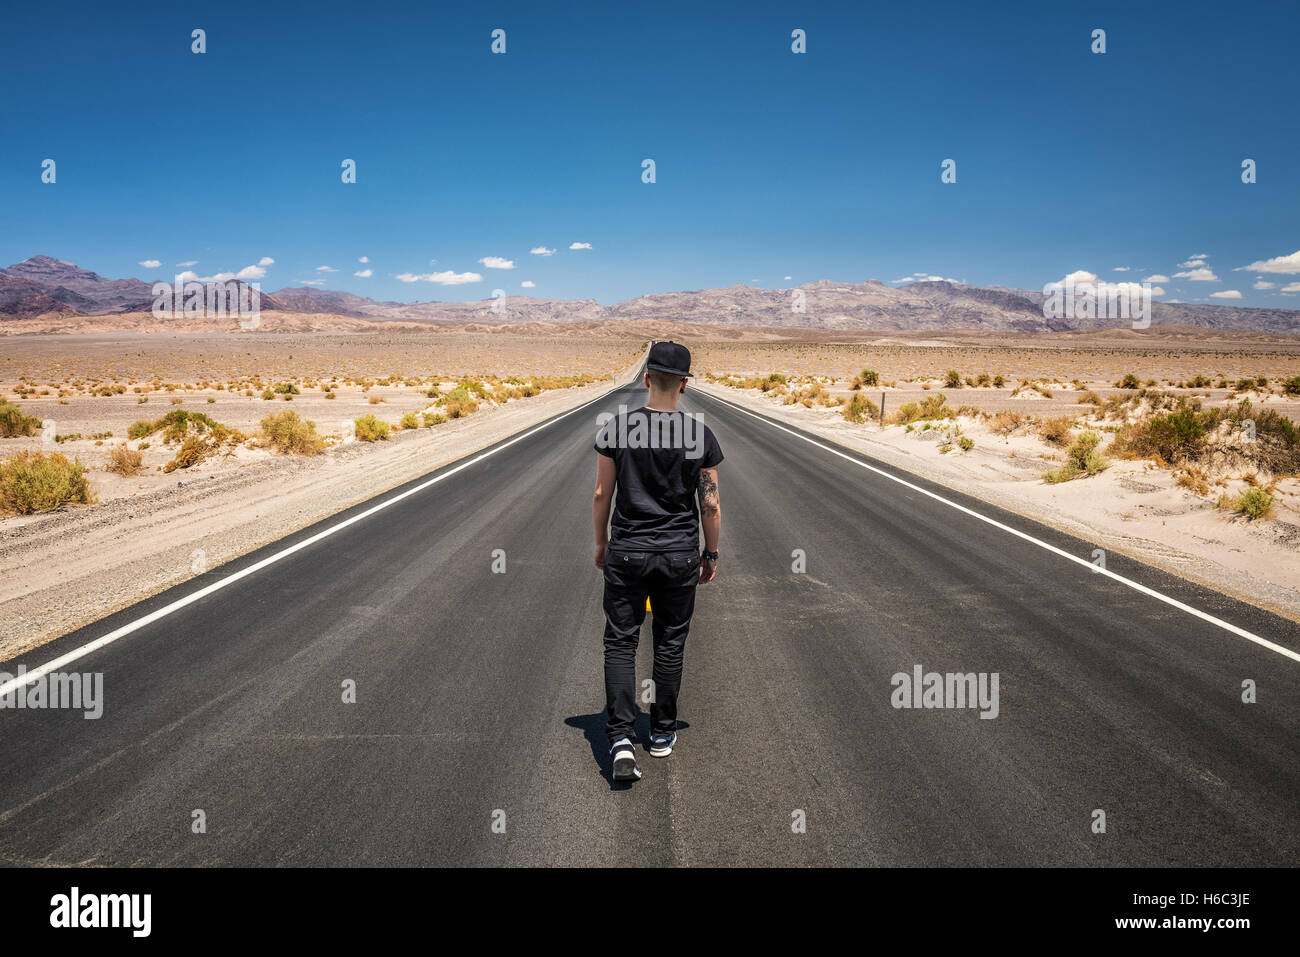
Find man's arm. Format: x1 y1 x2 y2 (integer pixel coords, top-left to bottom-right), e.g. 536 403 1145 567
697 466 720 583
592 453 617 569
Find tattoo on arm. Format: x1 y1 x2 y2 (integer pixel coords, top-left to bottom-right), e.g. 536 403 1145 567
698 470 720 516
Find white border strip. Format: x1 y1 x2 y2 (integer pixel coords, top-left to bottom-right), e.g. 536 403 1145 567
0 385 627 695
698 387 1300 664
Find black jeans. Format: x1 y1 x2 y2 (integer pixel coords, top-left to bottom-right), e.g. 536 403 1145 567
602 548 701 746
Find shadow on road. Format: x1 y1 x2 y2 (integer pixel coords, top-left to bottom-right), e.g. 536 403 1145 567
565 711 690 791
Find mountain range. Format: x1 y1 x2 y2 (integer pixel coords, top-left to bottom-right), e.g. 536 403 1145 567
3 256 1298 335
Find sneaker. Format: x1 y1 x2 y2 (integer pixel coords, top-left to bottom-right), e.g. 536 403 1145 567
610 737 642 781
648 731 677 758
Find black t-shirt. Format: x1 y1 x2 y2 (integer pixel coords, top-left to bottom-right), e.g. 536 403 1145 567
594 406 724 552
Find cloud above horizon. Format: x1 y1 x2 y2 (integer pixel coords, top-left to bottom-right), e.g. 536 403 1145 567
1235 249 1300 274
396 270 483 285
479 256 515 269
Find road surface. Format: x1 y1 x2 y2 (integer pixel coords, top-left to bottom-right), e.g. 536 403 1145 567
1 380 1297 866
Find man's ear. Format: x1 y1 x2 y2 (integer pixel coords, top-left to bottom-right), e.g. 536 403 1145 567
680 378 687 394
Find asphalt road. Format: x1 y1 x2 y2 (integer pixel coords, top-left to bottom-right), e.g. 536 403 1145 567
1 380 1297 866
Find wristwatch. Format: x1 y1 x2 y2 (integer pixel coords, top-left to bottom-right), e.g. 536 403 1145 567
702 549 719 562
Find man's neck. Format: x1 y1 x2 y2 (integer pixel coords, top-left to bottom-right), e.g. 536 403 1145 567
644 393 680 413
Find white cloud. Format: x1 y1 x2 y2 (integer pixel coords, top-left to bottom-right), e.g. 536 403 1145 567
1113 266 1130 272
355 269 373 278
358 256 369 263
1173 267 1219 281
236 265 266 280
298 279 325 286
784 276 792 281
138 259 161 269
396 270 482 285
479 256 516 270
315 265 338 273
569 242 592 250
178 270 236 283
1143 274 1171 283
1254 281 1276 290
257 257 275 267
521 280 535 288
1210 289 1242 299
1178 258 1208 268
530 246 555 256
1281 282 1300 293
176 260 197 267
1235 250 1300 274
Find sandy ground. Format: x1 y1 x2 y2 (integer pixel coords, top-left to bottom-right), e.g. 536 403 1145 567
0 348 644 660
695 379 1300 624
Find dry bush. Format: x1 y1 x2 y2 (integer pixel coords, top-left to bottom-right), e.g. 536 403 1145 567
261 410 325 455
842 393 879 423
354 414 390 441
0 401 41 437
1039 416 1075 446
986 411 1025 436
107 444 144 475
1043 431 1109 483
0 451 96 513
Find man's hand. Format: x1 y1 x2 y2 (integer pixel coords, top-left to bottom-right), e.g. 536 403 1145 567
594 542 607 570
699 556 717 584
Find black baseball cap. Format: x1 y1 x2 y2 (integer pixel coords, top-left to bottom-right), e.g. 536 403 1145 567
646 340 693 378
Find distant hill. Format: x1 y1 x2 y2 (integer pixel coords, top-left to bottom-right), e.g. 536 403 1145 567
3 256 1298 335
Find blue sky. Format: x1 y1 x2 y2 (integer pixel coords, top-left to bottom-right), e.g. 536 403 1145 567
2 0 1297 306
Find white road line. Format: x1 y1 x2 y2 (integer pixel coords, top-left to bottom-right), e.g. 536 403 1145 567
699 388 1300 664
0 386 625 695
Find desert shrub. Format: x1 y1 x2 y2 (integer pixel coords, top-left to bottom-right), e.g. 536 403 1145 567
1112 408 1217 464
400 412 421 429
992 374 1005 388
858 369 879 387
273 382 300 395
1235 377 1257 392
422 412 447 427
0 451 95 513
261 410 325 455
354 414 390 441
107 444 143 475
1116 373 1141 389
1236 487 1273 519
959 436 974 451
944 370 962 388
1078 389 1102 406
442 397 478 419
842 393 879 423
986 411 1025 436
1043 431 1109 483
162 436 218 472
0 402 41 437
1282 376 1300 396
1039 416 1075 446
1188 375 1212 389
893 393 954 425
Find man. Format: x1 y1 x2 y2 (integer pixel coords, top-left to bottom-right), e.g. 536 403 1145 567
593 340 723 783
